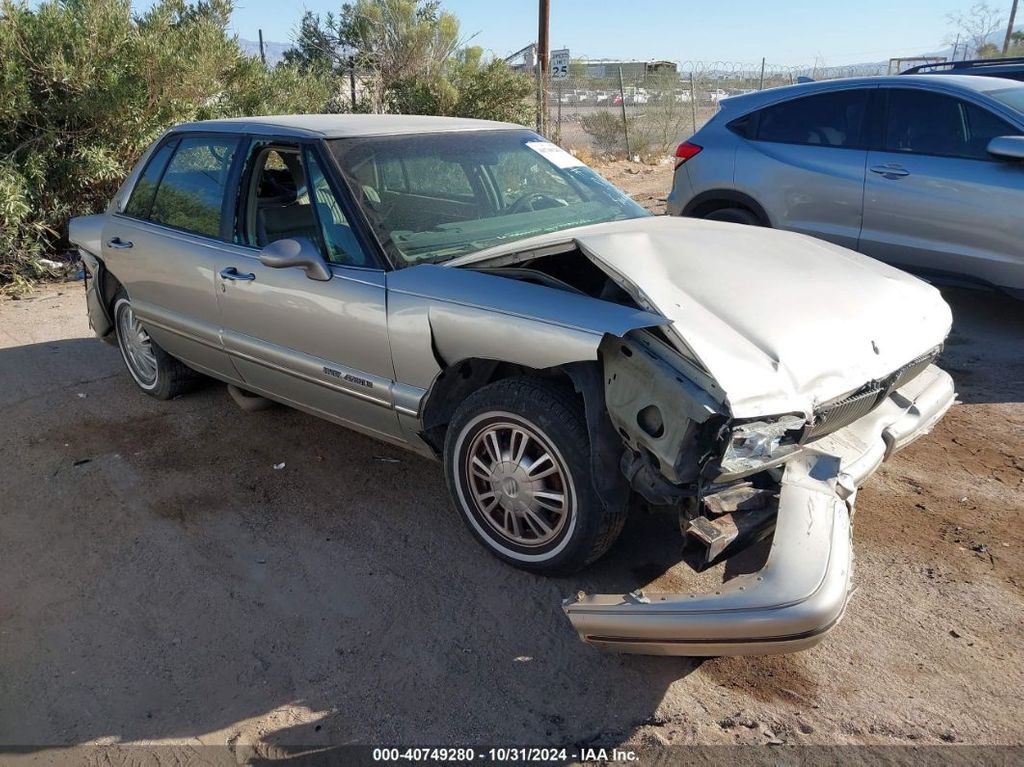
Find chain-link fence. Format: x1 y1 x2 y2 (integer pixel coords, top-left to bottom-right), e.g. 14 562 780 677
541 59 889 157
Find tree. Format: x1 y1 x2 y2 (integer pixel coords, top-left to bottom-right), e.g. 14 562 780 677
282 10 343 74
283 0 460 112
390 45 533 124
282 1 532 121
1009 29 1024 55
947 2 1005 57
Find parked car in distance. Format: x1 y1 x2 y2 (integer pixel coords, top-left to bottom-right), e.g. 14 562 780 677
668 75 1024 297
901 56 1024 82
70 114 954 657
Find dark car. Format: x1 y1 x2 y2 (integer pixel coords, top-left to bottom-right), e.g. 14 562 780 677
902 56 1024 82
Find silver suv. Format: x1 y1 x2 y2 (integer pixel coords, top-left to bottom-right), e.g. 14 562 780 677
667 75 1024 297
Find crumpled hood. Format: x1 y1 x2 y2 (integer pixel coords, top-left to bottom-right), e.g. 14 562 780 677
455 216 952 419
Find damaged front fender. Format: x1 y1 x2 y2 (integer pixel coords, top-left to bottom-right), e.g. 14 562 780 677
601 332 725 488
386 263 668 408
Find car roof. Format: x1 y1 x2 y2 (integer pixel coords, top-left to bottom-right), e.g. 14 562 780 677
170 114 527 139
720 74 1024 111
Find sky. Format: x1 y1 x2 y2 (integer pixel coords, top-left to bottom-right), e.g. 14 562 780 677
140 0 1005 67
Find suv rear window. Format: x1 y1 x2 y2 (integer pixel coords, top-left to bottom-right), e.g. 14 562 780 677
752 90 870 148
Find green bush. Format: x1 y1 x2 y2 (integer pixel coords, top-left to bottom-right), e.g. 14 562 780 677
580 111 636 157
0 0 335 295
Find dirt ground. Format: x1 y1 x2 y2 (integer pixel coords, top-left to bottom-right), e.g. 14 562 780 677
1 162 1022 753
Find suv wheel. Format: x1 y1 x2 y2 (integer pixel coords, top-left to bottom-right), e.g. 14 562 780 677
444 377 626 575
704 207 762 226
112 289 199 400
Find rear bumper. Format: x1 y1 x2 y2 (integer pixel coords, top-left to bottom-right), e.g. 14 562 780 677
563 364 955 656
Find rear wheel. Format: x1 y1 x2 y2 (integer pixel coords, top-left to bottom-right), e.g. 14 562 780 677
703 207 762 226
444 377 626 575
112 289 199 400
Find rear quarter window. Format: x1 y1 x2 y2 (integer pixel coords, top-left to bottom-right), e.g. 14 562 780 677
124 141 176 219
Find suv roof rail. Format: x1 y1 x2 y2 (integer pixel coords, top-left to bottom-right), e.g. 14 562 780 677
901 57 1024 74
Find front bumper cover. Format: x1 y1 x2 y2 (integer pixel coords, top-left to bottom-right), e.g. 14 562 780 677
563 364 955 656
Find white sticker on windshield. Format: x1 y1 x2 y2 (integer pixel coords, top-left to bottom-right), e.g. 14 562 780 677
526 141 585 169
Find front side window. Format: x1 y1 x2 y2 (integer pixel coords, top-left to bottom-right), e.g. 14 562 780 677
304 150 370 267
239 143 369 267
328 130 648 266
884 89 1019 160
754 89 870 148
149 136 239 238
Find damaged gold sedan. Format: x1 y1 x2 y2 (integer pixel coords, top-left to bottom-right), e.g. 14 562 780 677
69 115 955 656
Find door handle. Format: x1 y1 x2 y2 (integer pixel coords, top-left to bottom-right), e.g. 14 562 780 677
869 165 910 178
219 267 255 282
107 237 134 249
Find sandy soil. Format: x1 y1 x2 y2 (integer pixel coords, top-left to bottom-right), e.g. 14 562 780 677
1 165 1022 752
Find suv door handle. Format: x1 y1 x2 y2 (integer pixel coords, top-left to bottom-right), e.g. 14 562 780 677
869 165 910 178
107 237 133 249
219 267 255 282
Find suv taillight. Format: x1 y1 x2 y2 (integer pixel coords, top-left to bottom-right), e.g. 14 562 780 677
674 141 702 169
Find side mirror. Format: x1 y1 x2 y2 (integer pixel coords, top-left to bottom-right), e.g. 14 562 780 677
259 237 332 281
986 135 1024 161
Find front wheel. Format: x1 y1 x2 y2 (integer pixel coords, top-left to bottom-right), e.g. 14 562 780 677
112 289 199 400
444 378 626 575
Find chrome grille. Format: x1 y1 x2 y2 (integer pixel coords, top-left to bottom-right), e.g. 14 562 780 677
803 347 940 442
803 382 883 441
891 349 937 391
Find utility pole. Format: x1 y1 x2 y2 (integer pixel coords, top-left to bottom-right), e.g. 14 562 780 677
258 29 267 67
1003 0 1019 55
537 0 550 134
617 67 631 158
349 55 358 111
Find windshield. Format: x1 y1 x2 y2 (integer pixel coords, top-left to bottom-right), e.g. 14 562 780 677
988 86 1024 115
327 129 648 266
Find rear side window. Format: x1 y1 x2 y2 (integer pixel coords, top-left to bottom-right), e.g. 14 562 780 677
884 89 1019 160
149 136 240 238
754 90 870 148
124 141 176 219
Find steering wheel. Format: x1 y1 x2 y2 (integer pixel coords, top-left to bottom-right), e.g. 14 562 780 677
507 192 569 214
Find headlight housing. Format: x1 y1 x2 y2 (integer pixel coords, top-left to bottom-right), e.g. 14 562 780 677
719 414 806 477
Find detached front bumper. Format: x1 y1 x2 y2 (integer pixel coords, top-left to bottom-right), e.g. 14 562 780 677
563 364 955 656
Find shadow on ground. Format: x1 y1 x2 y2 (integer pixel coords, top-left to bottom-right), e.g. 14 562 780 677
938 287 1024 405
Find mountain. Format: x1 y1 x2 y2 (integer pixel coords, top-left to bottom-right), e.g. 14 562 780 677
238 37 291 67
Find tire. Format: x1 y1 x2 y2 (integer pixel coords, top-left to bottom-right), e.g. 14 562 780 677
703 207 762 226
444 377 626 575
112 288 199 400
